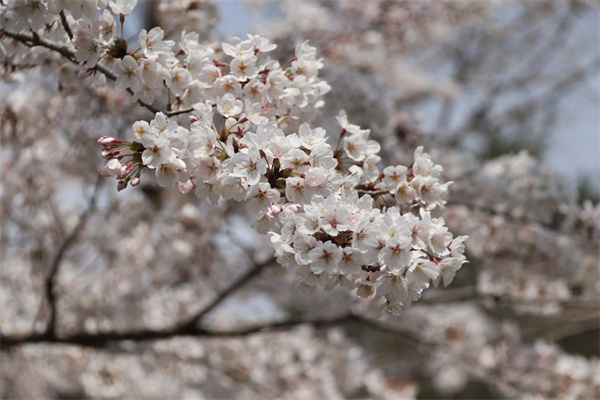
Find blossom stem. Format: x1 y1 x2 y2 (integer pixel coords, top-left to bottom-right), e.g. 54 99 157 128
59 10 73 40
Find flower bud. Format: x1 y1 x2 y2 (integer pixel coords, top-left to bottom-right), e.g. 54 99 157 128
78 68 93 80
117 180 127 191
270 203 282 216
102 159 122 176
97 136 122 146
101 149 120 159
178 180 194 194
117 162 133 180
131 176 140 186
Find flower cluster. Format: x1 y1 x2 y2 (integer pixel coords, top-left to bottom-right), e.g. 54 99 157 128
1 0 466 315
101 103 466 315
111 29 329 123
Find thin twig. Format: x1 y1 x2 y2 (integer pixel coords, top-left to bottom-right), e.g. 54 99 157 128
0 29 163 116
179 256 276 331
59 10 73 40
166 107 194 117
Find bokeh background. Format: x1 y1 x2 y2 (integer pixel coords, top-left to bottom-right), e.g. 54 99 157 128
1 1 599 398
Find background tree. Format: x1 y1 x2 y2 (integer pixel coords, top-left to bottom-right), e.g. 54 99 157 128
1 0 598 398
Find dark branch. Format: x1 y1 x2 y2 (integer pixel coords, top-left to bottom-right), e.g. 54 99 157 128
178 256 276 332
0 313 426 350
44 177 103 337
1 29 75 60
59 10 73 41
1 255 276 350
0 29 192 117
166 107 194 117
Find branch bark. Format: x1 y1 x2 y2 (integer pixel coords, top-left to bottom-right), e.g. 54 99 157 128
0 29 192 117
0 313 423 350
44 177 103 337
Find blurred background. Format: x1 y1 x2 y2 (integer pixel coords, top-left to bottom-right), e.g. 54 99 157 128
1 0 599 398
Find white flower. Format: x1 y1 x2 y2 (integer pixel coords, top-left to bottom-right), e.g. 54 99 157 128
216 93 243 117
102 159 122 177
436 258 464 287
336 110 363 135
156 158 185 187
98 10 117 42
114 55 142 92
247 183 280 214
139 27 174 59
338 247 364 275
194 181 220 205
141 136 172 169
343 132 368 161
109 0 137 15
285 177 308 204
395 181 417 204
169 67 191 96
376 272 408 303
247 34 277 53
230 54 258 80
222 37 254 57
244 100 268 125
406 261 439 292
74 27 100 66
231 148 267 186
378 235 412 273
320 205 351 236
308 241 342 275
132 120 150 139
195 157 221 182
382 165 408 192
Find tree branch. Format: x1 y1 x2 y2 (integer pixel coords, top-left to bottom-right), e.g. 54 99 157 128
59 10 73 41
44 177 103 337
178 255 276 332
0 312 425 350
2 255 276 350
0 29 189 117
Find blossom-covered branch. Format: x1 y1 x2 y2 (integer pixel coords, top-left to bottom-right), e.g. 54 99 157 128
0 0 467 317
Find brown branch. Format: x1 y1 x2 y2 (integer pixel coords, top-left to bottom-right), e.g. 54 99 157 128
0 29 181 116
59 10 73 41
167 107 194 117
44 177 103 337
0 314 349 349
1 29 75 60
178 256 276 332
356 189 390 197
1 255 276 349
0 312 427 350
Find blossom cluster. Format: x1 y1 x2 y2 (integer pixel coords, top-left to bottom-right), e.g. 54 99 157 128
101 104 466 314
1 0 466 315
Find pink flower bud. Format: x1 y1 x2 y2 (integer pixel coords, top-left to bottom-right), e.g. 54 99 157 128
189 115 199 123
97 136 122 146
131 177 140 186
270 203 282 216
117 162 133 179
102 149 120 159
178 180 194 194
78 68 93 80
